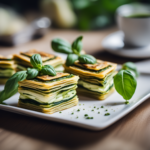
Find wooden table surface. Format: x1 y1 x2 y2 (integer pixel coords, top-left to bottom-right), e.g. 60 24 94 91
0 28 150 150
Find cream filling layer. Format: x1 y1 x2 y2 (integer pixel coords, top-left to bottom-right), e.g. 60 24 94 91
78 79 113 93
19 90 76 103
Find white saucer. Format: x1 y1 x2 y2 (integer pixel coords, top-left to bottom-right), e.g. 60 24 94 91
102 31 150 59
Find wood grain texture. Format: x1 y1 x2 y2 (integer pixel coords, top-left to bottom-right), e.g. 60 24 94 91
0 28 150 150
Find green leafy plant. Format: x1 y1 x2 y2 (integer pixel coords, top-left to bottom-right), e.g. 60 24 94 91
70 0 135 30
122 62 139 77
27 68 39 79
79 54 96 64
30 54 43 70
51 36 97 65
114 70 137 101
72 36 83 55
0 71 27 103
0 54 56 103
66 54 79 66
41 65 56 76
51 38 72 54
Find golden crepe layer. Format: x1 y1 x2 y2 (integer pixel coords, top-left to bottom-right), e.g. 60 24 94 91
18 73 79 114
18 96 78 114
77 87 115 100
13 49 64 72
0 55 16 84
64 59 117 100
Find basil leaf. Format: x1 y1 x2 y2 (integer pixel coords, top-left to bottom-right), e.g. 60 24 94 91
30 54 43 70
79 54 97 64
41 65 56 76
27 68 39 79
122 62 139 77
0 71 27 103
72 36 83 55
51 38 72 54
66 54 79 66
114 70 137 100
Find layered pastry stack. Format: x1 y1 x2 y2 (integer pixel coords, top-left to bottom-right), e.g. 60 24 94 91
0 55 16 84
13 50 64 72
64 60 117 100
18 73 79 114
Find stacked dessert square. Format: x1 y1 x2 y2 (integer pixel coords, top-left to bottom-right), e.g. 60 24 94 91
18 73 79 114
0 55 15 84
13 49 64 72
64 59 117 100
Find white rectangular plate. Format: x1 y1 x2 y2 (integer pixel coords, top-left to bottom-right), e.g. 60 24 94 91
0 73 150 131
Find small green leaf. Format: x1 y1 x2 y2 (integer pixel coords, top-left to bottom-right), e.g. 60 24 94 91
30 54 43 70
0 71 27 103
72 36 83 55
79 54 97 64
51 38 72 54
41 65 56 76
27 68 39 79
122 62 139 77
66 54 79 66
114 70 137 100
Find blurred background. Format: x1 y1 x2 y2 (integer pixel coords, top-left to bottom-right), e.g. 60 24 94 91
0 0 149 32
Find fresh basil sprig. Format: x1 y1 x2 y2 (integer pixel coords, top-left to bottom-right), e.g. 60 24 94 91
79 54 97 64
41 65 56 76
51 38 72 54
122 62 139 77
0 71 27 103
51 36 97 66
27 68 39 79
72 36 83 55
114 70 137 101
30 54 43 70
66 54 79 66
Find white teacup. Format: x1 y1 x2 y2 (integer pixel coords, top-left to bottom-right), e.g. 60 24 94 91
116 3 150 47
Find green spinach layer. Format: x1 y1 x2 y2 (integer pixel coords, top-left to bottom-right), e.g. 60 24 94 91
78 84 114 94
20 94 76 107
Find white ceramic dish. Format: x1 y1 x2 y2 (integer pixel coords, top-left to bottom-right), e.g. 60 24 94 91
0 73 150 131
102 31 150 58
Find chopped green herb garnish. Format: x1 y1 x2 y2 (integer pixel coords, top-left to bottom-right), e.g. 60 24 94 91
79 104 81 106
76 116 78 118
83 109 85 110
71 112 74 115
97 108 99 110
91 109 94 111
105 109 108 111
77 109 80 112
59 112 62 113
98 112 100 114
86 116 93 119
105 113 110 116
84 114 88 117
101 106 104 108
125 101 129 104
94 106 96 108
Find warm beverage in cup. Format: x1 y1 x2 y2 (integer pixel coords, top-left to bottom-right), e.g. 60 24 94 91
116 3 150 47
